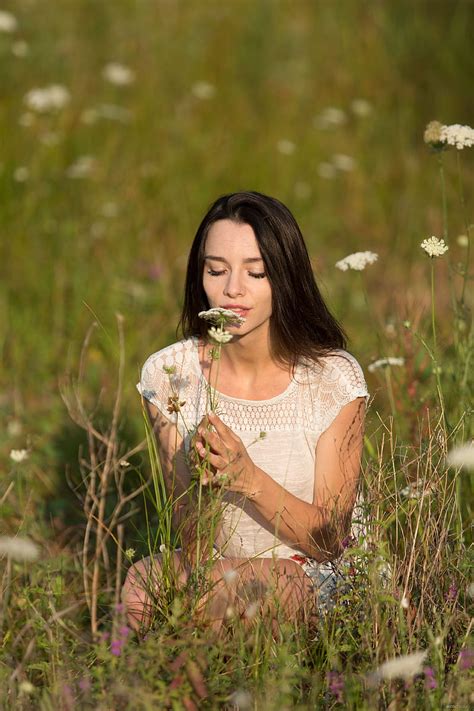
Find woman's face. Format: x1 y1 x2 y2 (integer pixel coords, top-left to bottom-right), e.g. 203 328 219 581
202 219 273 341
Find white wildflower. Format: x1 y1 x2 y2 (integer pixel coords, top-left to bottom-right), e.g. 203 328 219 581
446 442 474 470
421 236 449 258
119 459 130 467
424 121 443 147
0 536 39 562
400 596 410 609
317 162 337 180
13 167 29 183
335 251 378 271
191 81 216 100
66 156 95 179
103 62 135 86
276 139 296 155
368 357 404 373
224 605 236 619
12 40 28 57
24 85 70 113
223 569 238 585
369 650 427 683
159 543 167 554
457 234 468 248
228 689 253 710
243 601 259 619
400 484 422 500
9 448 29 463
198 307 246 326
0 10 18 32
440 123 474 150
18 681 35 695
208 326 233 344
351 98 372 117
314 106 347 129
332 153 356 172
125 548 136 561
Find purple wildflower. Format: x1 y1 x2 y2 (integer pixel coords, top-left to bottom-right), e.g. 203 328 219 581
457 647 474 671
110 638 124 657
446 582 458 602
423 666 437 690
115 602 125 614
327 671 344 701
99 631 110 643
78 677 91 692
119 625 131 638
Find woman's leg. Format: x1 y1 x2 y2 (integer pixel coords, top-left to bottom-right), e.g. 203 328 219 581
122 551 189 631
122 551 317 634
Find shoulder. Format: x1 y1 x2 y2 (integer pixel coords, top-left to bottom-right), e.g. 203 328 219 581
299 349 370 432
138 338 198 397
302 349 367 384
320 349 367 388
140 338 197 376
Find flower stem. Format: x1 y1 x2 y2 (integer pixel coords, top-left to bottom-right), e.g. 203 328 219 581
430 260 437 354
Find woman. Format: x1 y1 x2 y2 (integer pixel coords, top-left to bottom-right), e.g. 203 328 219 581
123 191 369 634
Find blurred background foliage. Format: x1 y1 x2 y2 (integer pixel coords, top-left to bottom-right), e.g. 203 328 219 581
0 0 472 534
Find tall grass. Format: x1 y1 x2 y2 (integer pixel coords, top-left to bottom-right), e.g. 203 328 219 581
0 0 472 708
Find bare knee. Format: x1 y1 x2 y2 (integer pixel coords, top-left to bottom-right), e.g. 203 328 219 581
121 552 189 632
122 557 158 631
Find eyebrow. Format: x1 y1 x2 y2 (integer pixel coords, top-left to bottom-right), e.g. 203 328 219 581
204 255 263 264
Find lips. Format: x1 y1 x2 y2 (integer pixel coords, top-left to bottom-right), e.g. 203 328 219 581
221 305 250 318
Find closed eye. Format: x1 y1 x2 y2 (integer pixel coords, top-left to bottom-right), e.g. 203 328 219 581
206 268 266 279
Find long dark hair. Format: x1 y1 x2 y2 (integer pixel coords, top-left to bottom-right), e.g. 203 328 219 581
179 191 347 368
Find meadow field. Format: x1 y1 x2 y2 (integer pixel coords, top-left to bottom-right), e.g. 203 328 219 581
0 0 473 708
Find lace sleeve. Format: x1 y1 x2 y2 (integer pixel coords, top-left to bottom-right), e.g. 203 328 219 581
317 351 370 435
136 351 177 423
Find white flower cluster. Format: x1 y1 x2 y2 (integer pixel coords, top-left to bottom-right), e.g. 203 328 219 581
208 326 233 344
198 307 246 326
103 62 135 86
24 85 70 113
0 10 18 32
10 448 29 463
335 251 378 271
369 650 427 683
441 124 474 150
420 236 449 258
0 536 39 562
446 442 474 470
191 81 216 100
368 357 404 373
66 155 96 179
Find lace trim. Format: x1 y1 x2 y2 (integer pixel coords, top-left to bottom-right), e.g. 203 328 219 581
137 339 369 434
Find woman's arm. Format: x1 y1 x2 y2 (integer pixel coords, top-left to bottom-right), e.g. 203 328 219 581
144 402 220 564
196 398 366 562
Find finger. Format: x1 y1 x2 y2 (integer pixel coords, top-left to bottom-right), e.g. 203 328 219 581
199 427 226 454
207 412 233 440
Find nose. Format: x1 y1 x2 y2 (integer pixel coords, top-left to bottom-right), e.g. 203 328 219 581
223 270 245 298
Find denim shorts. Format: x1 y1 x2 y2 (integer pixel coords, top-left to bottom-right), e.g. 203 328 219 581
288 553 352 615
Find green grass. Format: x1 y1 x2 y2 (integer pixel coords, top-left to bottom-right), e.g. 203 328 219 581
0 0 473 708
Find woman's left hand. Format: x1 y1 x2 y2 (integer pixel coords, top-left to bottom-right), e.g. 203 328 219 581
194 412 256 494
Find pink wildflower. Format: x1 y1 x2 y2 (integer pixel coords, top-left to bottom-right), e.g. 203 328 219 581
457 648 473 671
424 666 437 690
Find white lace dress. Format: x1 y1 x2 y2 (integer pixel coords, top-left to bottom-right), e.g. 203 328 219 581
137 338 369 570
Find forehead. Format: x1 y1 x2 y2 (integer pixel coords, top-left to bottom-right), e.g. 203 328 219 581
205 220 262 257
